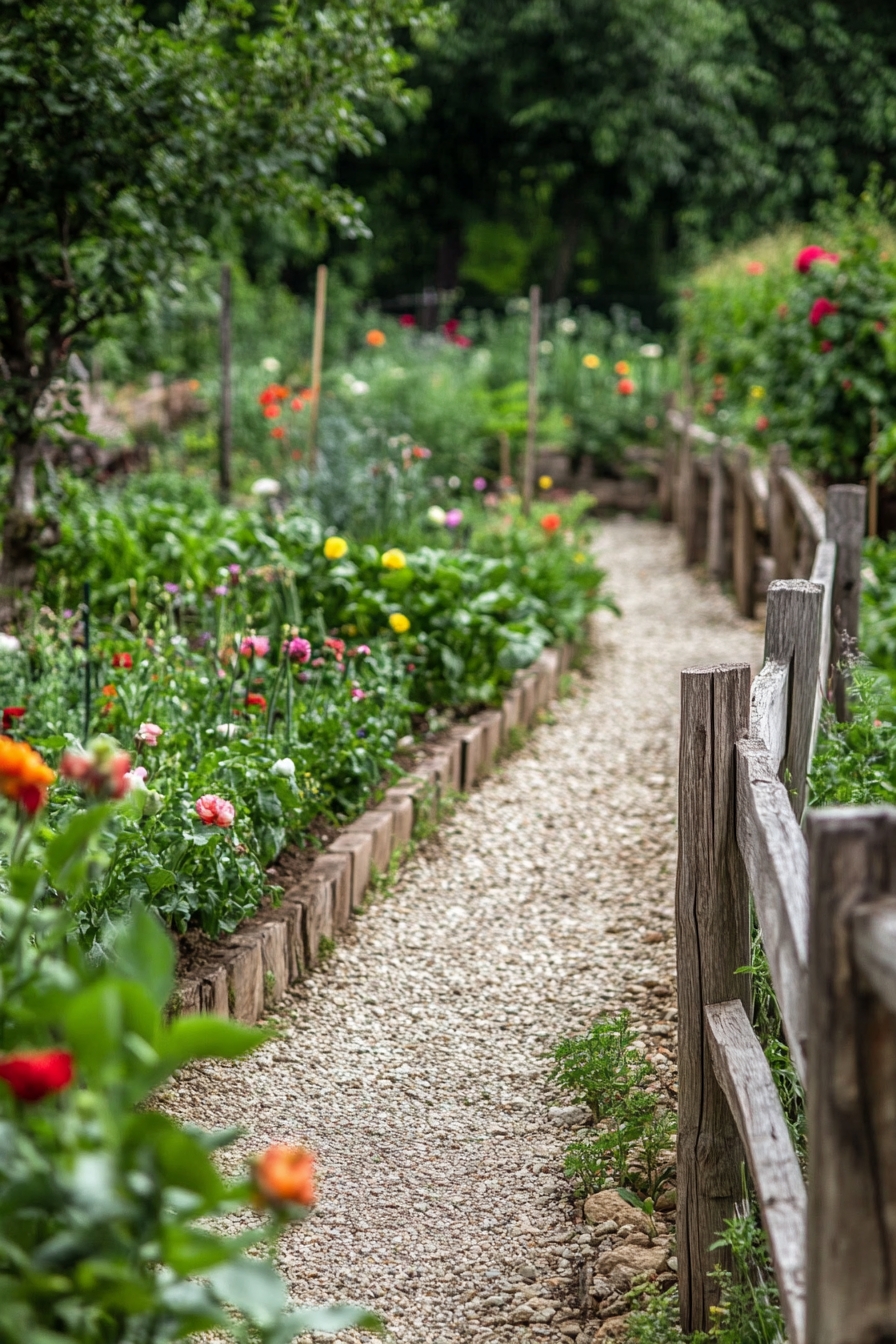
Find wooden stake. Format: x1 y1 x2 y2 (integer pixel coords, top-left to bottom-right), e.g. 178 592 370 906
869 407 879 538
218 264 232 502
826 484 868 722
676 662 752 1335
522 284 540 515
307 264 328 473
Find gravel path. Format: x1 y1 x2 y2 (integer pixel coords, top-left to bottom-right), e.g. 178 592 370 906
162 517 763 1344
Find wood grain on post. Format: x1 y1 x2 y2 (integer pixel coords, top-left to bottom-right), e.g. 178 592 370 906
218 264 232 502
769 443 796 581
732 448 756 618
705 999 807 1344
689 459 711 566
659 393 676 522
826 484 867 721
763 579 824 821
676 663 751 1334
522 284 541 516
707 445 725 579
809 538 836 763
307 263 328 472
678 424 694 552
806 806 896 1344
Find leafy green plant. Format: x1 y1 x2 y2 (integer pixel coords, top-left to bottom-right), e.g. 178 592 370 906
549 1010 651 1127
0 787 380 1343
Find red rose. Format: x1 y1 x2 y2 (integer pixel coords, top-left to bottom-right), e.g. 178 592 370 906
809 297 838 327
111 652 132 670
399 314 417 328
246 692 267 710
0 1048 73 1101
2 706 25 730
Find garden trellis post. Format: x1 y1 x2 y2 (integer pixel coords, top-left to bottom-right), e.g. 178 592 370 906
522 284 540 515
308 264 328 473
219 265 232 503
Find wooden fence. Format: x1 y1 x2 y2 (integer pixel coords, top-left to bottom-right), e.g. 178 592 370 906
667 414 896 1342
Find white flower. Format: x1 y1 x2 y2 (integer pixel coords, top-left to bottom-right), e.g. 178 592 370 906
215 723 239 738
448 475 460 489
272 757 296 777
350 380 370 396
639 343 663 359
251 477 281 497
539 340 554 355
557 318 577 335
428 505 446 525
261 356 281 373
0 633 21 653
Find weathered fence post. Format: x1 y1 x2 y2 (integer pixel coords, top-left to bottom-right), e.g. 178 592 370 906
707 445 728 581
659 393 676 522
826 484 867 721
732 448 756 618
522 283 541 516
763 580 824 821
218 264 232 502
676 663 752 1334
678 425 694 553
307 262 328 473
769 443 796 581
806 806 896 1344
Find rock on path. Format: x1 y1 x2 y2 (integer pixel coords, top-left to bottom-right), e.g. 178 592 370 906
162 517 763 1343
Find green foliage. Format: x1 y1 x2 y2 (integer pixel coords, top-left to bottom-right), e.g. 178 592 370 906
0 0 440 456
0 802 380 1343
626 1204 784 1344
743 935 806 1163
681 182 896 481
861 537 896 686
550 1011 675 1201
810 670 896 809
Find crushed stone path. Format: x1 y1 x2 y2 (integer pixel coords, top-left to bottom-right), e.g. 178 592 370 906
162 517 763 1344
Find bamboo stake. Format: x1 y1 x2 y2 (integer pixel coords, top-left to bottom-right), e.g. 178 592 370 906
218 264 232 502
307 264 328 472
522 284 541 515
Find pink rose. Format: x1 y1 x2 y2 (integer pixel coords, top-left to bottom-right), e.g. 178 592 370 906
283 636 312 664
240 635 270 658
195 794 235 828
136 722 163 746
351 687 367 701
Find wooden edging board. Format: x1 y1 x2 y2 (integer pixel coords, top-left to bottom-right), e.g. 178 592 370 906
172 641 572 1023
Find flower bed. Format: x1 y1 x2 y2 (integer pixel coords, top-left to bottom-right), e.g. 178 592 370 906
1 481 609 951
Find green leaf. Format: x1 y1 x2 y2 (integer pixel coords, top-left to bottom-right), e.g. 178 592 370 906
110 905 175 1010
207 1255 288 1326
146 868 177 896
158 1015 268 1074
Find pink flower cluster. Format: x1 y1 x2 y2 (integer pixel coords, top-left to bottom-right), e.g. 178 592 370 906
136 721 162 746
795 245 839 274
240 635 270 658
284 636 312 664
195 794 235 828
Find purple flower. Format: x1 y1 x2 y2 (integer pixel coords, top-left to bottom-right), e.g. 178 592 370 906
63 608 73 619
298 671 311 683
473 477 487 491
213 585 228 597
163 582 180 595
284 636 312 664
228 563 241 578
445 508 463 529
356 728 368 738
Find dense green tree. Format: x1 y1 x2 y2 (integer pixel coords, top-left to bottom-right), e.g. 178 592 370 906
328 0 896 311
0 0 440 604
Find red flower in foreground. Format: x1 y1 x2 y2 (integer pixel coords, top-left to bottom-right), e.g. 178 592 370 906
617 377 635 396
540 513 562 534
2 706 25 730
795 245 839 273
0 1049 73 1102
253 1144 316 1209
111 652 132 670
246 692 267 710
810 297 838 327
263 404 281 420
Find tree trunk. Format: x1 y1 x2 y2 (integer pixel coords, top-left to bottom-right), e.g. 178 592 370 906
0 434 45 623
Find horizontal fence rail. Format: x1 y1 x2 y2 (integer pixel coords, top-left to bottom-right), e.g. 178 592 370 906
670 424 895 1341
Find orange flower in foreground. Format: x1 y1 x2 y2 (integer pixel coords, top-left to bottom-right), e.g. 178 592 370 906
540 512 562 534
253 1145 316 1209
0 736 56 814
366 329 386 347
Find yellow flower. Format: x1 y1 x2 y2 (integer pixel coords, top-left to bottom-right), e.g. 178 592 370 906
749 384 765 400
381 548 407 570
538 475 553 490
582 353 600 369
573 551 586 564
323 536 348 560
389 612 410 634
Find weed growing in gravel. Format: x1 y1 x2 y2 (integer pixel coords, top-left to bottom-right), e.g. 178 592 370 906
626 1202 784 1344
550 1011 675 1199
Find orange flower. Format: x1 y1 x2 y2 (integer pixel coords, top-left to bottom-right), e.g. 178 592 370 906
263 404 281 419
253 1145 316 1209
540 513 561 533
614 360 630 375
270 427 285 440
0 737 55 814
101 684 116 698
366 329 386 347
